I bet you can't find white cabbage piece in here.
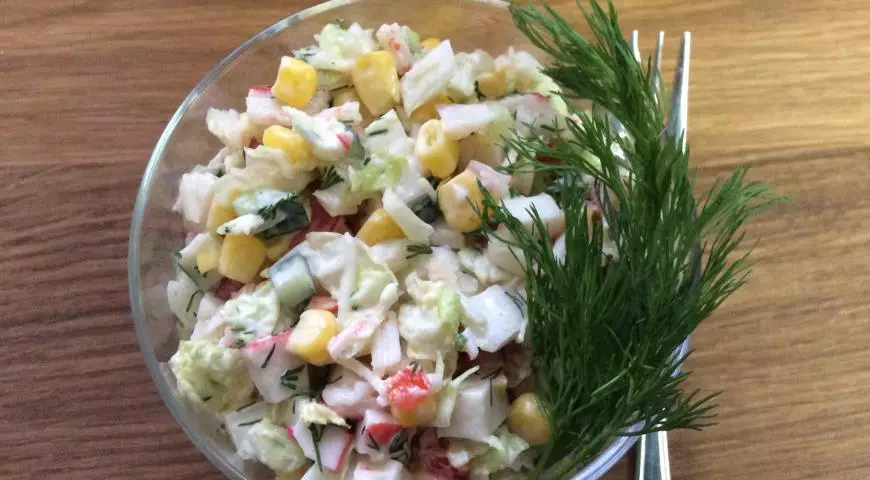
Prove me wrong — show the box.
[206,108,256,150]
[471,426,531,478]
[367,239,413,273]
[327,306,387,360]
[501,193,566,238]
[429,219,467,250]
[302,22,377,73]
[371,314,402,376]
[284,107,350,163]
[313,180,368,217]
[457,248,512,286]
[245,87,293,126]
[460,285,526,352]
[315,101,363,125]
[364,110,412,156]
[434,366,479,428]
[351,458,406,480]
[485,225,526,277]
[437,374,509,441]
[173,169,218,226]
[401,40,456,114]
[168,340,253,412]
[224,402,271,460]
[242,418,309,473]
[447,49,495,101]
[447,438,490,469]
[206,146,244,173]
[499,93,559,137]
[382,188,434,242]
[166,271,202,332]
[436,103,498,140]
[240,331,309,403]
[321,367,380,420]
[217,283,280,344]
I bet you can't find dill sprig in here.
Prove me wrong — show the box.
[471,2,783,478]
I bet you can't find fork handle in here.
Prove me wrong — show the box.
[636,431,672,480]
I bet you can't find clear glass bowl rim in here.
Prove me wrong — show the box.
[128,0,690,478]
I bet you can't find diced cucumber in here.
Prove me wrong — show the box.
[232,188,288,216]
[230,188,311,240]
[258,195,310,239]
[410,195,441,224]
[269,253,316,308]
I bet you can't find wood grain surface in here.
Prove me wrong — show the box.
[1,0,868,479]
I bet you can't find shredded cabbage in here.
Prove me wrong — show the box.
[169,340,253,412]
[242,418,309,473]
[218,283,280,344]
[401,40,456,114]
[349,151,405,194]
[301,22,377,73]
[471,426,530,478]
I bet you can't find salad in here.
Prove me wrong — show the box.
[167,20,599,480]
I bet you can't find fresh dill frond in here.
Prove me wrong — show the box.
[405,243,433,259]
[470,1,784,478]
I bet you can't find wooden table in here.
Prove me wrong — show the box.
[2,0,868,478]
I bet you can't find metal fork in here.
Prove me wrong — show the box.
[630,29,692,480]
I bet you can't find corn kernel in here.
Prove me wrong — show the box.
[332,87,360,107]
[287,309,339,365]
[416,119,460,179]
[356,208,405,246]
[271,56,318,108]
[265,234,293,261]
[263,125,314,169]
[218,234,267,283]
[508,392,551,446]
[351,51,401,116]
[196,235,221,273]
[437,170,493,233]
[206,200,237,234]
[391,395,437,427]
[420,38,441,51]
[476,68,508,99]
[409,92,450,125]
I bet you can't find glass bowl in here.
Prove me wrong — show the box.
[128,0,642,478]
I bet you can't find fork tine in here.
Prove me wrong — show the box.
[666,32,691,151]
[651,32,665,103]
[631,30,641,63]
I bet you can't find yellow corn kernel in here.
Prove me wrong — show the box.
[218,234,267,283]
[476,69,508,99]
[437,170,490,233]
[206,200,237,234]
[196,236,222,273]
[416,119,460,179]
[356,208,405,246]
[421,38,441,51]
[263,125,314,169]
[287,309,339,365]
[351,51,401,116]
[391,395,437,427]
[271,56,318,108]
[265,234,293,261]
[332,87,360,107]
[508,392,551,446]
[409,92,450,124]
